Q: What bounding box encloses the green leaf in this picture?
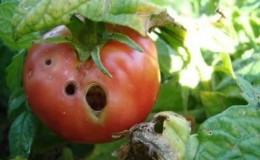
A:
[8,87,26,119]
[91,45,112,78]
[0,40,14,108]
[0,2,17,48]
[33,35,70,44]
[12,0,170,39]
[200,91,246,117]
[68,144,94,159]
[185,134,199,160]
[60,147,74,160]
[159,24,187,45]
[105,32,143,52]
[87,138,126,160]
[235,55,260,86]
[214,53,236,79]
[5,50,25,92]
[65,14,86,39]
[31,123,66,154]
[156,38,183,77]
[235,76,260,105]
[153,79,184,112]
[215,55,260,100]
[195,104,260,159]
[0,1,36,50]
[9,111,38,159]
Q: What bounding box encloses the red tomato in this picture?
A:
[23,25,160,143]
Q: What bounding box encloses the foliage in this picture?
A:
[0,0,259,159]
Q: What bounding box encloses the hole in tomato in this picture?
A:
[45,59,52,65]
[86,84,107,111]
[65,82,76,95]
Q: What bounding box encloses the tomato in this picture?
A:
[23,25,160,143]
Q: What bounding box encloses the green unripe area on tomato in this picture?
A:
[23,25,160,143]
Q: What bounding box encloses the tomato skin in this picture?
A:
[23,25,160,143]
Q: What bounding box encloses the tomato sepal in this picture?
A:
[91,45,112,78]
[103,32,144,53]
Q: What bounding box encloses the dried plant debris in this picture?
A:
[112,112,191,160]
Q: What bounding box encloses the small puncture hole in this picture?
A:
[45,59,52,65]
[65,82,76,95]
[86,84,107,111]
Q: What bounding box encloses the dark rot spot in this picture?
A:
[65,82,76,96]
[45,59,52,65]
[86,84,107,111]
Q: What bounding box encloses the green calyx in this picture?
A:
[34,15,144,78]
[66,16,100,60]
[66,15,144,78]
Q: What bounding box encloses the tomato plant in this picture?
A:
[0,0,260,159]
[23,25,160,143]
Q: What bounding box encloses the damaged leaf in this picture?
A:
[12,0,184,39]
[112,112,191,160]
[195,104,260,159]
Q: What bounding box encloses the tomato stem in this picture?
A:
[65,15,143,77]
[65,16,113,77]
[66,16,104,61]
[82,18,99,49]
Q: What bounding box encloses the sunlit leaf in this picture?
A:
[0,2,36,50]
[214,53,236,79]
[156,38,183,77]
[12,0,168,38]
